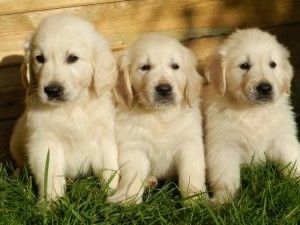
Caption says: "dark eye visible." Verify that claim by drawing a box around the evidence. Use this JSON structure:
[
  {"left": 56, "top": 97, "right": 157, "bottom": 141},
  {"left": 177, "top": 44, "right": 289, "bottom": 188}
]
[
  {"left": 140, "top": 64, "right": 151, "bottom": 71},
  {"left": 239, "top": 62, "right": 251, "bottom": 70},
  {"left": 66, "top": 54, "right": 79, "bottom": 64},
  {"left": 270, "top": 61, "right": 276, "bottom": 69},
  {"left": 171, "top": 63, "right": 180, "bottom": 70},
  {"left": 35, "top": 54, "right": 45, "bottom": 63}
]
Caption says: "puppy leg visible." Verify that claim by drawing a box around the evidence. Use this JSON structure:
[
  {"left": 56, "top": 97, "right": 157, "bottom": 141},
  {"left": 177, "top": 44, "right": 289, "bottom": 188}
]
[
  {"left": 107, "top": 151, "right": 149, "bottom": 204},
  {"left": 176, "top": 143, "right": 206, "bottom": 198},
  {"left": 269, "top": 135, "right": 300, "bottom": 176},
  {"left": 92, "top": 135, "right": 119, "bottom": 192},
  {"left": 28, "top": 140, "right": 66, "bottom": 201},
  {"left": 207, "top": 147, "right": 241, "bottom": 204}
]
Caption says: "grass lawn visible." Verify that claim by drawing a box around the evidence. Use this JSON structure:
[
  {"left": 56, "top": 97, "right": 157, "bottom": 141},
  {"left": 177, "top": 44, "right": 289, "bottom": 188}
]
[{"left": 0, "top": 162, "right": 300, "bottom": 225}]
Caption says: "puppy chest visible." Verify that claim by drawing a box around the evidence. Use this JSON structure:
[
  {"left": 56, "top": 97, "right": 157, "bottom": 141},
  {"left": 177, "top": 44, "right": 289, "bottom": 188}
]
[
  {"left": 117, "top": 115, "right": 184, "bottom": 178},
  {"left": 208, "top": 108, "right": 276, "bottom": 155},
  {"left": 29, "top": 108, "right": 108, "bottom": 149}
]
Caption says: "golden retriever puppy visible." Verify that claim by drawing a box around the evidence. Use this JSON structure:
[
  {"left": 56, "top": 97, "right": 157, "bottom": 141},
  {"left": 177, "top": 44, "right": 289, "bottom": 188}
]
[
  {"left": 9, "top": 14, "right": 119, "bottom": 201},
  {"left": 202, "top": 28, "right": 300, "bottom": 203},
  {"left": 107, "top": 33, "right": 206, "bottom": 204}
]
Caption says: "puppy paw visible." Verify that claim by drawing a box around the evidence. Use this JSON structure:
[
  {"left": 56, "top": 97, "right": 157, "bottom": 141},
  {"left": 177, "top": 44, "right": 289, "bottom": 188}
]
[
  {"left": 146, "top": 176, "right": 158, "bottom": 188},
  {"left": 182, "top": 192, "right": 208, "bottom": 207},
  {"left": 106, "top": 192, "right": 142, "bottom": 205},
  {"left": 100, "top": 170, "right": 120, "bottom": 194},
  {"left": 209, "top": 194, "right": 232, "bottom": 206},
  {"left": 108, "top": 173, "right": 120, "bottom": 192}
]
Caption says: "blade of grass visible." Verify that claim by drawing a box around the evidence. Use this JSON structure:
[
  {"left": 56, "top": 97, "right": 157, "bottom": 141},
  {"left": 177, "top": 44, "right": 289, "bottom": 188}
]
[{"left": 43, "top": 149, "right": 50, "bottom": 225}]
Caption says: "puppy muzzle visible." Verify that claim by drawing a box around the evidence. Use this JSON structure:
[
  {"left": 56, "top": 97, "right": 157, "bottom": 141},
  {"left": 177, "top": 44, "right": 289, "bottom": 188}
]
[
  {"left": 245, "top": 82, "right": 274, "bottom": 104},
  {"left": 44, "top": 82, "right": 66, "bottom": 102},
  {"left": 255, "top": 82, "right": 273, "bottom": 102},
  {"left": 154, "top": 83, "right": 174, "bottom": 104}
]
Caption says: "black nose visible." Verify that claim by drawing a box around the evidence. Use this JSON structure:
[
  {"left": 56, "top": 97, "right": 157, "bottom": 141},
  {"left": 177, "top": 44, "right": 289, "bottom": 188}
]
[
  {"left": 155, "top": 84, "right": 172, "bottom": 97},
  {"left": 256, "top": 83, "right": 272, "bottom": 96},
  {"left": 44, "top": 83, "right": 64, "bottom": 99}
]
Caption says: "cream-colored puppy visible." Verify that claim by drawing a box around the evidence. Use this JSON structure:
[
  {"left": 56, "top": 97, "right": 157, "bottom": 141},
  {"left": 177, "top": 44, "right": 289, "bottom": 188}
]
[
  {"left": 108, "top": 33, "right": 206, "bottom": 204},
  {"left": 202, "top": 28, "right": 300, "bottom": 203},
  {"left": 10, "top": 14, "right": 119, "bottom": 201}
]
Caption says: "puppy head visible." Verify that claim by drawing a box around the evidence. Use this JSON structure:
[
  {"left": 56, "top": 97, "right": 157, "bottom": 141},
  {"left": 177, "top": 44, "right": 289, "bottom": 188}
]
[
  {"left": 22, "top": 14, "right": 117, "bottom": 106},
  {"left": 114, "top": 33, "right": 201, "bottom": 110},
  {"left": 205, "top": 28, "right": 293, "bottom": 105}
]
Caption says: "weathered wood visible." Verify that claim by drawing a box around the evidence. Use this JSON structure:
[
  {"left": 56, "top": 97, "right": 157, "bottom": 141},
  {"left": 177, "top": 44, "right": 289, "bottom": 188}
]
[
  {"left": 0, "top": 0, "right": 124, "bottom": 15},
  {"left": 1, "top": 0, "right": 300, "bottom": 66}
]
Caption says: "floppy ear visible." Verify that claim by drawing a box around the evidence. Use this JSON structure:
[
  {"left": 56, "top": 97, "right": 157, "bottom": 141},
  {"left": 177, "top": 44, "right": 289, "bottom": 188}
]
[
  {"left": 184, "top": 50, "right": 202, "bottom": 107},
  {"left": 21, "top": 40, "right": 31, "bottom": 90},
  {"left": 204, "top": 53, "right": 226, "bottom": 96},
  {"left": 113, "top": 52, "right": 134, "bottom": 108},
  {"left": 92, "top": 35, "right": 118, "bottom": 96},
  {"left": 282, "top": 58, "right": 294, "bottom": 95}
]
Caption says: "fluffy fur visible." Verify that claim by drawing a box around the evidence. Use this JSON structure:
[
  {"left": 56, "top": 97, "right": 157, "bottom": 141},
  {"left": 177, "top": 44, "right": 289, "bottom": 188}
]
[
  {"left": 9, "top": 14, "right": 119, "bottom": 200},
  {"left": 108, "top": 33, "right": 206, "bottom": 204},
  {"left": 202, "top": 28, "right": 300, "bottom": 203}
]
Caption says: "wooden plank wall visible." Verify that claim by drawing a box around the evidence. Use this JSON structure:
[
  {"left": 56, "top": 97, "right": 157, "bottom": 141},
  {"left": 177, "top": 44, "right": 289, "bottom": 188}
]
[{"left": 1, "top": 0, "right": 300, "bottom": 161}]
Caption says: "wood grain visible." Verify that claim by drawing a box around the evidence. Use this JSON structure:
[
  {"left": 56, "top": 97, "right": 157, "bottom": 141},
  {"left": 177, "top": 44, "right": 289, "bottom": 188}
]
[
  {"left": 1, "top": 0, "right": 300, "bottom": 66},
  {"left": 0, "top": 0, "right": 123, "bottom": 15}
]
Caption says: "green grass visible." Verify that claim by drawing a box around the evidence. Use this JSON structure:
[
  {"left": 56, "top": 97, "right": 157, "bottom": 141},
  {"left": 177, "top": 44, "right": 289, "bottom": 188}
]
[{"left": 0, "top": 162, "right": 300, "bottom": 225}]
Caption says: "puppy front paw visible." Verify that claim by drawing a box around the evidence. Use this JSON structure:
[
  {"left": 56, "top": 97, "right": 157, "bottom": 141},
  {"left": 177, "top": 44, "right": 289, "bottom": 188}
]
[
  {"left": 108, "top": 173, "right": 120, "bottom": 192},
  {"left": 106, "top": 191, "right": 142, "bottom": 205},
  {"left": 209, "top": 192, "right": 233, "bottom": 206},
  {"left": 100, "top": 169, "right": 120, "bottom": 194},
  {"left": 146, "top": 176, "right": 158, "bottom": 188},
  {"left": 182, "top": 191, "right": 208, "bottom": 206}
]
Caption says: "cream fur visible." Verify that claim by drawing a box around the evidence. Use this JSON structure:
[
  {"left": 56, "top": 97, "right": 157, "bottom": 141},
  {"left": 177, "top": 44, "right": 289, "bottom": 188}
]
[
  {"left": 108, "top": 33, "right": 206, "bottom": 204},
  {"left": 9, "top": 14, "right": 119, "bottom": 201},
  {"left": 202, "top": 28, "right": 300, "bottom": 203}
]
